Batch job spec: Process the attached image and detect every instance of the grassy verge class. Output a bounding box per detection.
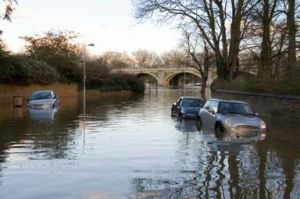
[211,74,300,96]
[0,83,79,106]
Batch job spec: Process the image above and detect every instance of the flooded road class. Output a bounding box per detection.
[0,88,299,199]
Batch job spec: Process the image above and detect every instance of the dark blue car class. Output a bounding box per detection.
[171,97,205,119]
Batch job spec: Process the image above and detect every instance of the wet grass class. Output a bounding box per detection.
[211,75,300,96]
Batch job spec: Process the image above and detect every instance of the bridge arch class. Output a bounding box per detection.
[164,71,202,86]
[136,72,159,84]
[111,67,204,87]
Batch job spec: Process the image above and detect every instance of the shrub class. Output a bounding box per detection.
[22,31,81,83]
[86,73,145,93]
[0,55,59,85]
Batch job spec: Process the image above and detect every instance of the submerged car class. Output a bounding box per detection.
[171,96,205,119]
[28,90,59,109]
[29,107,58,122]
[197,99,266,135]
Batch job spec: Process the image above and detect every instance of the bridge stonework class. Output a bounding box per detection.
[112,67,202,87]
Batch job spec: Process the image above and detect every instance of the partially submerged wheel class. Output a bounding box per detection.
[215,123,224,138]
[178,113,183,120]
[171,109,174,117]
[196,117,202,130]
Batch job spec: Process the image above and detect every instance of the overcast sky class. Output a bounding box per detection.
[0,0,181,55]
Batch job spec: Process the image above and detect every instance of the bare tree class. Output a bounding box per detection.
[161,50,186,67]
[132,49,162,68]
[246,0,299,80]
[287,0,296,78]
[1,0,17,34]
[134,0,259,81]
[181,27,214,93]
[272,21,288,79]
[101,51,133,69]
[256,0,280,79]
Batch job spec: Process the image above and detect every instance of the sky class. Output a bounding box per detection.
[0,0,181,55]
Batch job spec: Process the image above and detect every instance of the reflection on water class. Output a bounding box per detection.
[28,107,58,122]
[0,88,299,198]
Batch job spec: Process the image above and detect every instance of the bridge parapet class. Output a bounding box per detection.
[111,67,201,86]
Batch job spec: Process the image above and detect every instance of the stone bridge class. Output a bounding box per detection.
[112,67,202,87]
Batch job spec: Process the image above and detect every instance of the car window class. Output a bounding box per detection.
[181,98,204,107]
[203,100,218,112]
[30,92,52,100]
[203,100,212,109]
[218,102,230,114]
[219,102,254,115]
[176,98,182,105]
[210,101,219,113]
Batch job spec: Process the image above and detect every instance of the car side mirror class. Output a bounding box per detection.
[53,95,57,99]
[254,112,259,116]
[208,107,215,114]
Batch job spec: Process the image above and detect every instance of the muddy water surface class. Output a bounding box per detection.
[0,88,299,199]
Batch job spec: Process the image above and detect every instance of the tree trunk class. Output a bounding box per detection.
[258,0,272,80]
[287,0,296,79]
[274,29,287,79]
[228,0,243,81]
[201,76,207,94]
[216,53,229,80]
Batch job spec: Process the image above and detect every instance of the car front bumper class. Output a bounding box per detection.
[28,103,53,109]
[226,125,267,134]
[181,113,198,119]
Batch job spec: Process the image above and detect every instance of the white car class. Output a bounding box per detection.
[197,99,267,137]
[28,90,59,109]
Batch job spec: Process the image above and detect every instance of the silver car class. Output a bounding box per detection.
[197,99,267,136]
[29,107,58,122]
[28,90,59,109]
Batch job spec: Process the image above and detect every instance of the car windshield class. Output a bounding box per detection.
[30,92,52,100]
[218,102,254,115]
[181,98,204,107]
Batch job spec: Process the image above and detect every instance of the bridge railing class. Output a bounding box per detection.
[113,66,198,72]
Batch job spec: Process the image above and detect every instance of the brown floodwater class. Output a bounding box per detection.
[0,88,299,199]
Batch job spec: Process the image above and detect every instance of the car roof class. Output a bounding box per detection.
[32,90,52,94]
[208,98,248,104]
[181,96,204,100]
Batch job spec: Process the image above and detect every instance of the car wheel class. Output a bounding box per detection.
[196,117,202,130]
[171,108,175,117]
[215,123,224,138]
[178,113,183,120]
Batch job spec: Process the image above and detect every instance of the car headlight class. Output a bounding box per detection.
[224,119,235,128]
[260,121,267,129]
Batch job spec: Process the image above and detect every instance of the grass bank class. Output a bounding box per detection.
[211,74,300,96]
[0,83,79,106]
